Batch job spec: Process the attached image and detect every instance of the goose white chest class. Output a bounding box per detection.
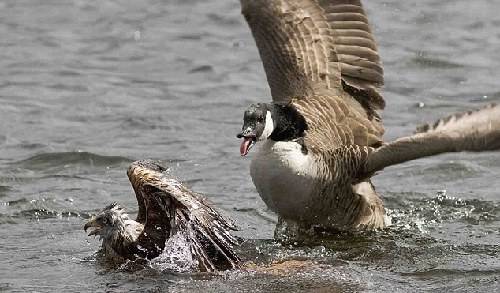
[250,139,320,220]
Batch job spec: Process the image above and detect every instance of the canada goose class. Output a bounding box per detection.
[84,160,241,272]
[237,0,500,238]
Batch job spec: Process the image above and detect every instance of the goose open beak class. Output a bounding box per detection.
[240,137,255,156]
[237,131,256,156]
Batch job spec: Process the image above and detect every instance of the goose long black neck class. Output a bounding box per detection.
[268,103,308,142]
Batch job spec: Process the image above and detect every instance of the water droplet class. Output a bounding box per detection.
[133,30,141,41]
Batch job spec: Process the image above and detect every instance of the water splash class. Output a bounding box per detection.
[149,231,196,273]
[385,190,497,233]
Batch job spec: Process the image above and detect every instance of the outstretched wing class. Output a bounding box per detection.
[241,0,384,110]
[323,104,500,182]
[364,103,500,175]
[160,180,241,272]
[314,104,500,184]
[127,160,241,272]
[132,183,171,259]
[321,0,384,109]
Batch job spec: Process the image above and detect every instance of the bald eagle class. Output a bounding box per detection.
[84,160,241,272]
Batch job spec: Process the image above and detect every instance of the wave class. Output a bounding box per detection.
[13,151,133,171]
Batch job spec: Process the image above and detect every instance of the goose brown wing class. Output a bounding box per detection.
[305,104,500,193]
[319,0,384,109]
[364,104,500,175]
[241,0,341,102]
[292,95,384,151]
[241,0,384,111]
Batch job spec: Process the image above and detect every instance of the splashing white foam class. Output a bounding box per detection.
[149,231,196,273]
[384,189,483,233]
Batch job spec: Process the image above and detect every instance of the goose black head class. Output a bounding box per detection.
[237,103,275,156]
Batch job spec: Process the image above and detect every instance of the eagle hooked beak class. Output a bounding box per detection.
[84,217,102,236]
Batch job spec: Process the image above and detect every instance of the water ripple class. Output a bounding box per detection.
[0,0,499,292]
[13,152,132,171]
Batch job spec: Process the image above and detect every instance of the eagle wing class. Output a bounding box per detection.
[127,160,241,272]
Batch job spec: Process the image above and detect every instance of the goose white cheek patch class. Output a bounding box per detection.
[259,110,274,141]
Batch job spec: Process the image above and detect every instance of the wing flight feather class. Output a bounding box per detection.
[241,0,384,110]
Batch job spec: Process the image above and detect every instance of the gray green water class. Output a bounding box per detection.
[0,0,499,292]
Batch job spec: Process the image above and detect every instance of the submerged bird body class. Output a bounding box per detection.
[84,203,146,260]
[238,0,500,237]
[85,160,241,272]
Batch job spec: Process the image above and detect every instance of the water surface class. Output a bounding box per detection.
[0,0,499,292]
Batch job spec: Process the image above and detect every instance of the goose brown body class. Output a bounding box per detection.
[250,95,386,232]
[239,0,500,236]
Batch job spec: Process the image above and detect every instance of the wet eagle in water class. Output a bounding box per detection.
[84,160,241,272]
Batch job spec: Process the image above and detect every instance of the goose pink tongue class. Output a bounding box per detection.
[240,137,253,156]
